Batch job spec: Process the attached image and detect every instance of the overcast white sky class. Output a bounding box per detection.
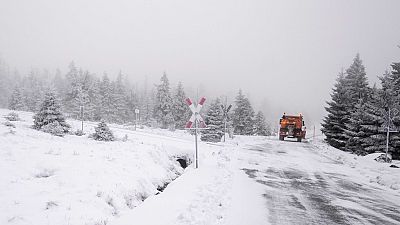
[1,0,400,128]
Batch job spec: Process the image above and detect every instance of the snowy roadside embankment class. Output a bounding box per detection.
[0,109,193,225]
[112,136,269,225]
[310,137,400,192]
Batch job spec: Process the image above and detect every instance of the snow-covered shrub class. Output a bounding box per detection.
[33,90,70,135]
[74,129,85,136]
[92,121,115,141]
[122,134,128,142]
[41,121,66,137]
[375,153,392,163]
[3,121,16,128]
[4,112,20,121]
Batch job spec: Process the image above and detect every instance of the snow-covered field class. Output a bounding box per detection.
[0,109,197,225]
[1,108,400,225]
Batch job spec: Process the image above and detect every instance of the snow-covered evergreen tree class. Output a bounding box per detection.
[33,89,70,136]
[23,70,44,112]
[64,62,80,116]
[92,120,115,141]
[361,85,387,154]
[99,73,114,122]
[344,99,373,155]
[233,90,255,135]
[114,72,129,123]
[321,71,349,150]
[201,98,224,142]
[343,54,370,106]
[172,82,191,129]
[8,86,25,110]
[154,72,174,128]
[253,111,271,136]
[88,78,102,121]
[376,64,400,159]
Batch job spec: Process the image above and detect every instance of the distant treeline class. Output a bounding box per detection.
[0,60,271,141]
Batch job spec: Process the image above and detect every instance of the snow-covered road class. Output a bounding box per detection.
[238,138,400,225]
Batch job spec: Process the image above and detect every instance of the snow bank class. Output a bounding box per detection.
[0,109,194,225]
[310,136,400,192]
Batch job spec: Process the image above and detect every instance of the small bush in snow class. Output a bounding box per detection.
[41,121,66,137]
[3,121,16,128]
[375,153,392,163]
[92,121,115,141]
[122,134,128,142]
[74,129,85,136]
[4,112,20,121]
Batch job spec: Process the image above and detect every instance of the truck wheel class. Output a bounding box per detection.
[297,137,302,142]
[279,135,284,141]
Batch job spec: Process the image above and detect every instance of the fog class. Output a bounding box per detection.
[1,0,400,129]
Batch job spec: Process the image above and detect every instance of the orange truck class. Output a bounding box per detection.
[279,113,306,142]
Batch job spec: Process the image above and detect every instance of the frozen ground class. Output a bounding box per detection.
[1,108,400,225]
[0,109,196,225]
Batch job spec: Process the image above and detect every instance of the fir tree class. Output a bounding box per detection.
[64,62,80,116]
[232,90,255,135]
[201,98,224,142]
[8,86,25,110]
[33,90,70,136]
[99,73,114,122]
[253,111,271,136]
[343,54,369,105]
[321,71,349,150]
[344,99,371,155]
[361,86,387,154]
[92,121,115,141]
[376,64,400,159]
[114,72,129,123]
[154,72,174,128]
[172,82,191,129]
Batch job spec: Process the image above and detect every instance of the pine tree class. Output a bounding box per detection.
[253,111,271,136]
[81,77,100,121]
[114,72,129,123]
[361,86,387,154]
[376,64,400,159]
[233,90,255,135]
[99,73,114,122]
[33,89,70,136]
[154,72,174,128]
[92,121,115,141]
[343,54,369,105]
[8,86,25,110]
[344,99,371,155]
[64,62,80,116]
[321,71,349,150]
[201,98,224,142]
[172,82,191,129]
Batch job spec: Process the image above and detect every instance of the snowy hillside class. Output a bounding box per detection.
[0,109,197,225]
